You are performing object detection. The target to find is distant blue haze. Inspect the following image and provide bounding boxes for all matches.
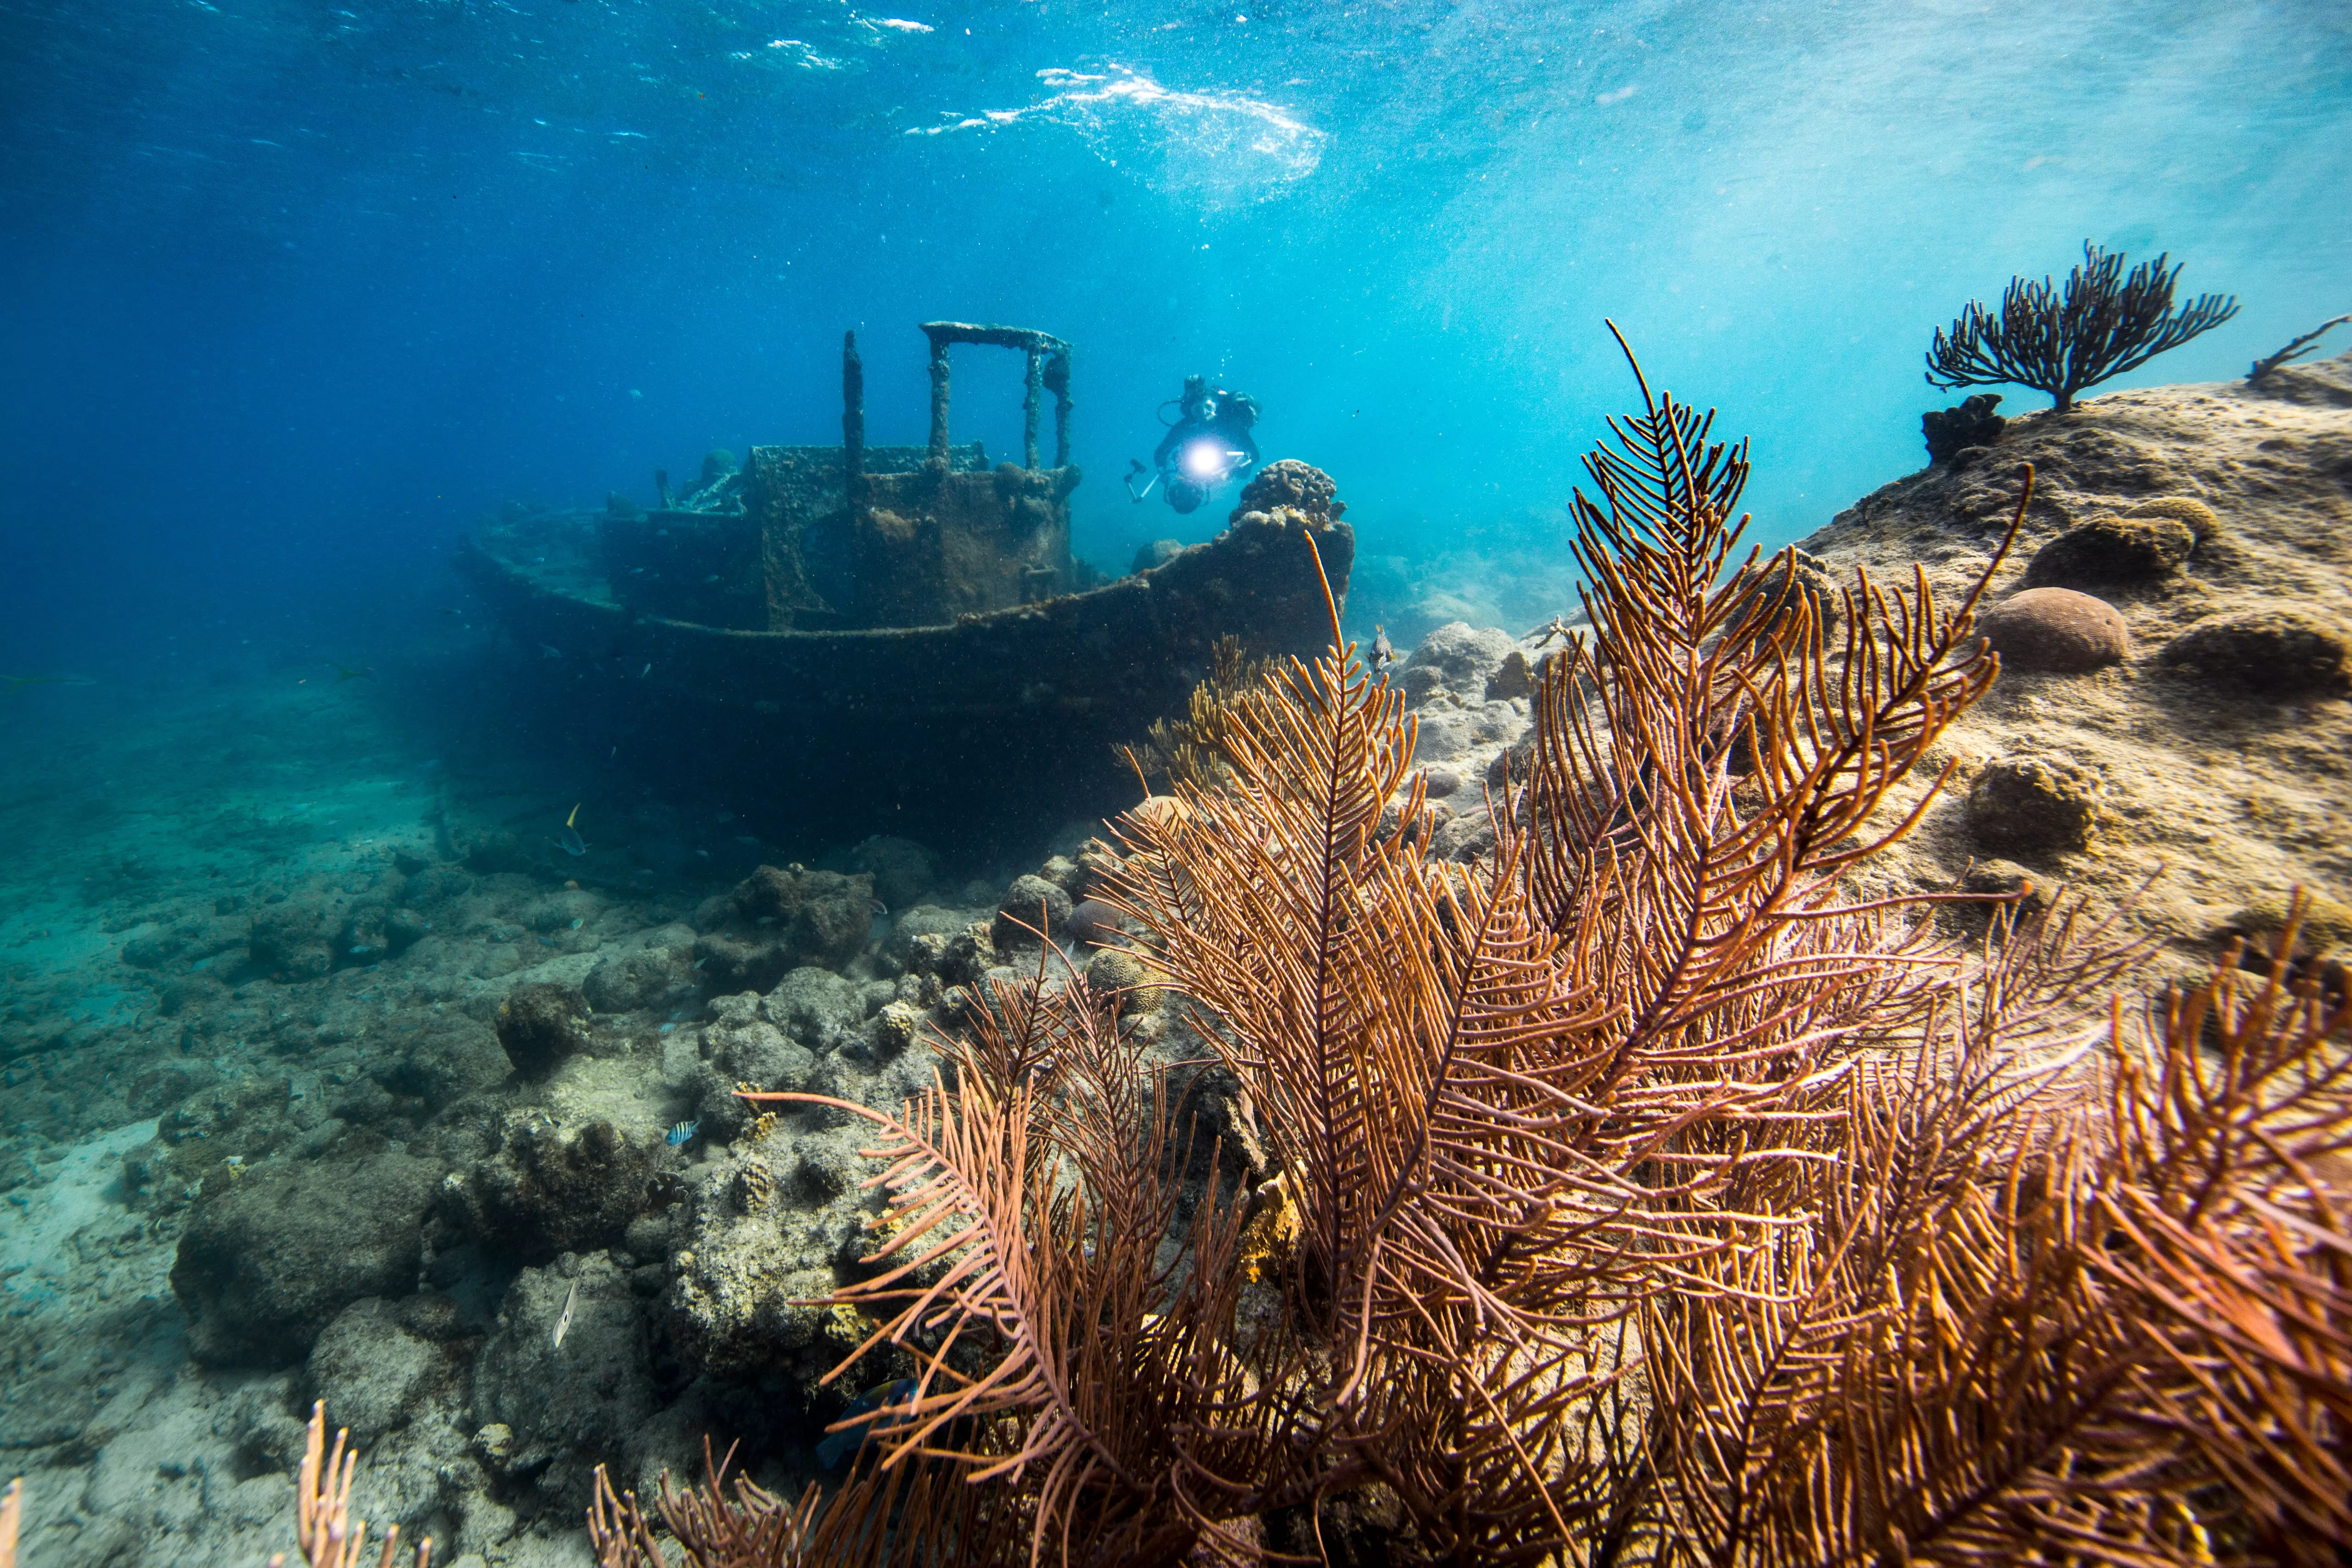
[1,0,2346,671]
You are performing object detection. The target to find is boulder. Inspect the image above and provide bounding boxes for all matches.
[443,1109,657,1264]
[582,934,693,1014]
[495,981,593,1078]
[306,1297,458,1446]
[472,1255,656,1508]
[172,1148,441,1367]
[1402,622,1518,705]
[1975,589,2130,675]
[995,874,1073,947]
[250,900,332,981]
[2158,610,2352,697]
[693,865,877,990]
[763,967,866,1053]
[2020,514,2196,590]
[1964,754,2101,855]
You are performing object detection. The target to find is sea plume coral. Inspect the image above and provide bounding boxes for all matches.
[578,332,2348,1565]
[1927,242,2239,412]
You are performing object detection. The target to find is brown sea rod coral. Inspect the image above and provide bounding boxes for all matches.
[579,334,2348,1565]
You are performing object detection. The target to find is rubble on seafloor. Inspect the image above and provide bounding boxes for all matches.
[0,355,2345,1566]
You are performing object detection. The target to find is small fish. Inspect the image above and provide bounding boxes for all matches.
[640,663,652,678]
[4,674,95,692]
[331,662,374,683]
[557,803,589,857]
[1370,626,1396,675]
[666,1119,699,1148]
[552,1278,579,1348]
[817,1379,921,1468]
[540,643,564,659]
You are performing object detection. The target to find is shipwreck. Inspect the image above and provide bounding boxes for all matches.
[458,322,1354,833]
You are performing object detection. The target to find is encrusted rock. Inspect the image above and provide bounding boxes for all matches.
[583,928,694,1013]
[250,900,332,981]
[1402,622,1518,705]
[2020,514,2196,590]
[443,1109,657,1263]
[1432,806,1498,864]
[2215,892,2352,962]
[692,864,876,990]
[495,981,593,1078]
[1975,588,2130,674]
[306,1296,458,1446]
[1064,898,1122,949]
[864,1000,929,1059]
[1420,767,1464,799]
[1731,548,1844,640]
[1922,393,2006,464]
[995,874,1073,947]
[1964,754,2102,855]
[762,967,866,1053]
[472,1254,655,1508]
[172,1147,441,1367]
[1953,858,2051,933]
[2127,495,2221,540]
[2158,610,2352,697]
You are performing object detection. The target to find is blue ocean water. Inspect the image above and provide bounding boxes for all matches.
[2,0,2346,670]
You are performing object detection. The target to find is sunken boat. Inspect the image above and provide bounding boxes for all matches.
[458,322,1354,836]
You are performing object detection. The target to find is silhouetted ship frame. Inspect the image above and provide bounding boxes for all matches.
[458,321,1353,830]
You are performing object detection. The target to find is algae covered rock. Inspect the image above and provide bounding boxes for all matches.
[1964,754,2102,855]
[444,1108,657,1263]
[472,1254,656,1507]
[2020,513,2196,590]
[250,899,333,981]
[2215,891,2352,962]
[1402,622,1518,704]
[763,966,866,1053]
[306,1296,460,1446]
[1974,588,2130,674]
[693,864,877,990]
[996,873,1073,947]
[2158,610,2352,697]
[582,926,695,1013]
[172,1146,441,1366]
[495,980,593,1078]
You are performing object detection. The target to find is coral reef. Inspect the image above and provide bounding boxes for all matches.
[1927,241,2240,412]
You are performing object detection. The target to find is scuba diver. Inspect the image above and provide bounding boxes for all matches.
[1125,375,1260,514]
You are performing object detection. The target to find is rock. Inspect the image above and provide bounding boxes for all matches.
[1484,649,1537,700]
[250,900,332,981]
[306,1297,456,1446]
[2128,495,2221,540]
[1923,393,2007,464]
[582,931,694,1013]
[1133,538,1185,573]
[1975,588,2131,674]
[1232,459,1343,524]
[472,1255,655,1506]
[664,1150,845,1378]
[172,1148,441,1367]
[1731,548,1844,640]
[494,981,592,1079]
[848,836,939,910]
[693,865,877,991]
[764,967,866,1052]
[996,874,1073,947]
[1402,622,1518,704]
[2158,610,2352,697]
[1432,807,1498,864]
[2020,513,2196,590]
[2215,892,2352,962]
[1084,950,1159,1016]
[444,1110,657,1264]
[1064,898,1122,949]
[893,909,999,986]
[1964,754,2102,855]
[1420,767,1464,798]
[707,991,818,1081]
[862,999,930,1060]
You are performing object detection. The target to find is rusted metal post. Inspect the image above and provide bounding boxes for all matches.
[927,331,951,466]
[1022,349,1043,470]
[1046,350,1072,468]
[841,330,865,501]
[654,468,670,509]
